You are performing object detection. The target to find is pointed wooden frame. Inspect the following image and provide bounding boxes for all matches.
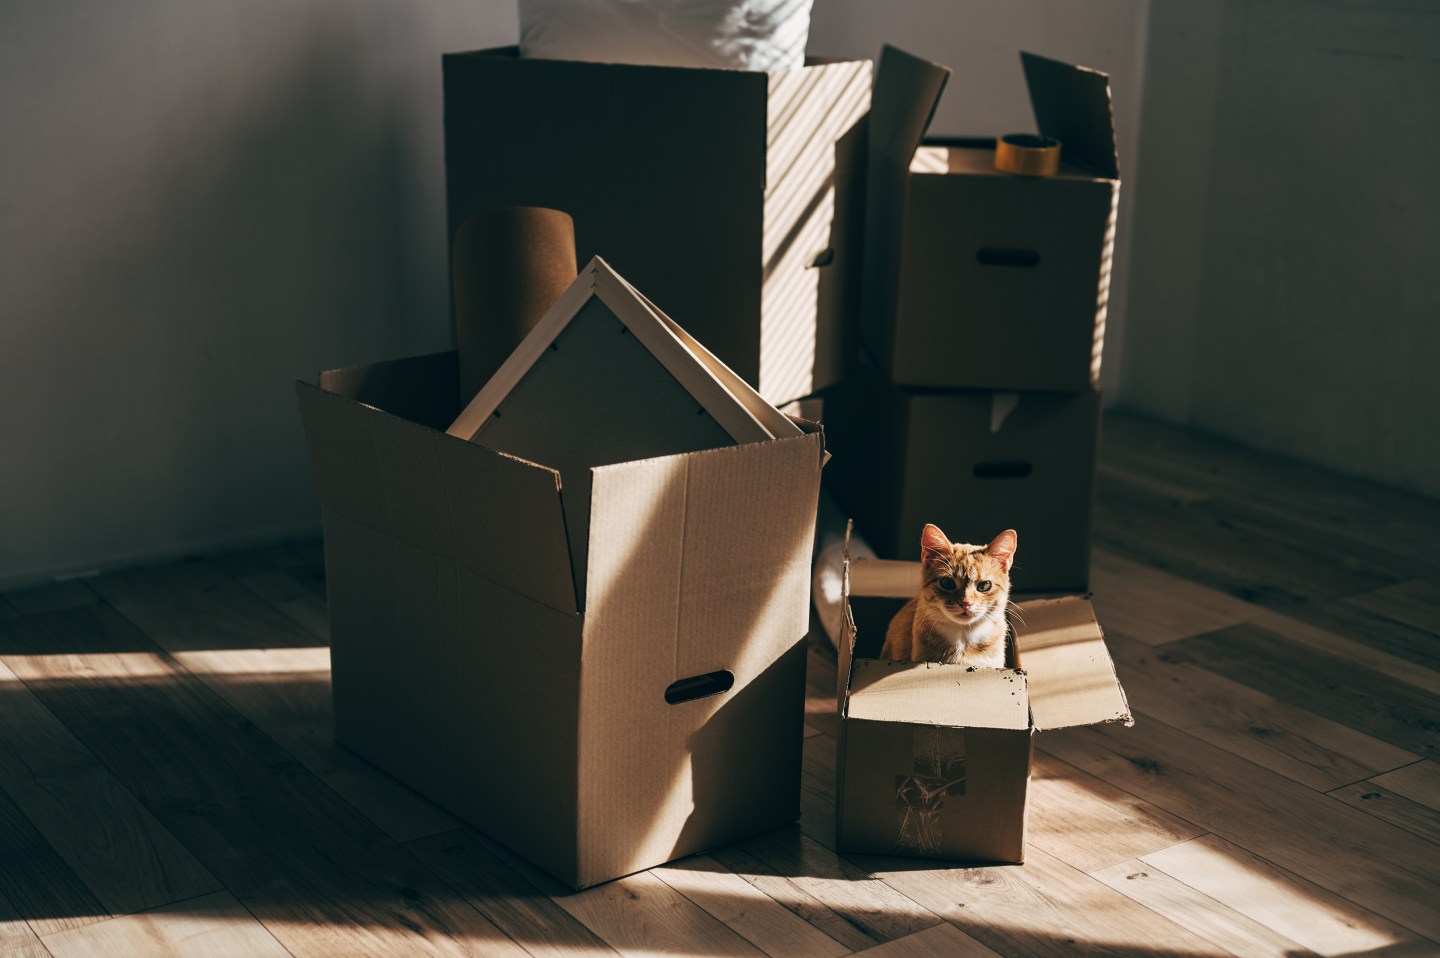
[447,256,804,447]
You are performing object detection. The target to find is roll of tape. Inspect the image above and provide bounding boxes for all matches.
[994,133,1062,177]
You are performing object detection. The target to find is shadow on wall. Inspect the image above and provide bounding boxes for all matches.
[0,5,452,585]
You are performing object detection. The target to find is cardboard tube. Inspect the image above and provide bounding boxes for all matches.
[993,133,1061,177]
[452,206,577,404]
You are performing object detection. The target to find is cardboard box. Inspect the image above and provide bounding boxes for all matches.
[295,267,825,888]
[860,46,1121,392]
[836,556,1130,862]
[820,358,1101,592]
[443,46,872,407]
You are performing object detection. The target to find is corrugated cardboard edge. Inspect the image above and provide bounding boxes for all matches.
[1019,50,1120,180]
[870,46,951,168]
[295,378,580,616]
[1013,595,1133,731]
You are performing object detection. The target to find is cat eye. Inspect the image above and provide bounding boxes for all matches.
[936,578,957,593]
[976,581,992,593]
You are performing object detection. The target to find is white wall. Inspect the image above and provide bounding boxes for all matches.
[0,0,1155,588]
[1122,0,1440,497]
[809,0,1153,402]
[0,2,515,586]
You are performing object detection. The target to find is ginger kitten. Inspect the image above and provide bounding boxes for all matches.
[880,524,1017,668]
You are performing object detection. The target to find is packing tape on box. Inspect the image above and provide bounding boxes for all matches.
[894,726,966,854]
[993,133,1061,177]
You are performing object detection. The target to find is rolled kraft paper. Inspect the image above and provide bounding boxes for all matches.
[453,206,577,404]
[993,133,1062,177]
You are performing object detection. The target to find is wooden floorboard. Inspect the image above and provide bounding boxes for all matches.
[2,411,1438,957]
[1165,623,1440,761]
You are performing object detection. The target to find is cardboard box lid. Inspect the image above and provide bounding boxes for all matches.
[846,658,1031,729]
[1011,595,1131,731]
[295,368,579,616]
[1019,51,1120,180]
[869,45,951,170]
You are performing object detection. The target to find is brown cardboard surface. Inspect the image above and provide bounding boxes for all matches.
[1013,596,1131,731]
[835,551,1126,862]
[443,47,870,406]
[837,720,1031,862]
[318,350,459,431]
[847,659,1030,729]
[297,377,577,615]
[859,46,1120,392]
[452,206,577,404]
[848,557,921,599]
[1020,51,1120,179]
[579,431,821,887]
[822,360,1101,592]
[299,318,822,887]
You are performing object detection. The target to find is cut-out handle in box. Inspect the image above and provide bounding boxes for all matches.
[976,248,1041,268]
[665,670,735,704]
[973,460,1033,479]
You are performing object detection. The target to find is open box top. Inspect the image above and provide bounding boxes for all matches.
[839,554,1130,733]
[298,257,823,618]
[870,44,1120,181]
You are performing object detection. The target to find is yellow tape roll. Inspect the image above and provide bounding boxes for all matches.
[994,133,1062,177]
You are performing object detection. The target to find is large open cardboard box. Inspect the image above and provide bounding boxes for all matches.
[860,46,1121,392]
[295,276,825,887]
[443,46,871,407]
[820,358,1101,592]
[836,556,1130,862]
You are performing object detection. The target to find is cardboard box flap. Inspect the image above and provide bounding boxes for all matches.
[317,350,461,433]
[448,257,797,607]
[1012,596,1130,730]
[849,558,921,600]
[870,45,951,168]
[847,658,1030,729]
[1020,51,1119,180]
[579,430,821,883]
[295,380,578,616]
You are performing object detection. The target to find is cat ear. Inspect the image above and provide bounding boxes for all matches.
[920,524,951,566]
[986,529,1018,571]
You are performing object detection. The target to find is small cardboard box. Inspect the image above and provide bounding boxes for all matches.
[295,268,825,888]
[860,46,1121,392]
[443,46,871,407]
[836,556,1130,862]
[820,358,1101,592]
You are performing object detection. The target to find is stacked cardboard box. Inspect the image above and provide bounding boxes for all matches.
[822,45,1121,592]
[821,47,1129,863]
[297,259,826,890]
[442,47,872,407]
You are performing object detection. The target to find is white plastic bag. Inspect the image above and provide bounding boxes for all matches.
[519,0,814,71]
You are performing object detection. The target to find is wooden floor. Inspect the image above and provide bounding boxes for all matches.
[2,411,1438,958]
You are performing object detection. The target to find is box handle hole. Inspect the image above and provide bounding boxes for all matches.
[973,460,1033,479]
[665,670,735,704]
[976,248,1040,268]
[808,248,835,269]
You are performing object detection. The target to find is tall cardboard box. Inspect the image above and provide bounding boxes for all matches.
[443,46,871,406]
[820,359,1101,592]
[295,266,825,888]
[861,46,1121,392]
[836,557,1130,862]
